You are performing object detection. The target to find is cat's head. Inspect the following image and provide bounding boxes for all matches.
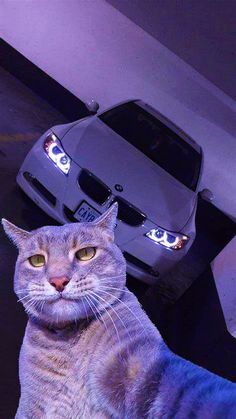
[2,203,126,327]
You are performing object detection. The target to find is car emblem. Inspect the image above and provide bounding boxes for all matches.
[115,184,123,192]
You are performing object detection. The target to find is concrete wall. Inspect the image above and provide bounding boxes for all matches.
[1,0,236,219]
[107,0,236,101]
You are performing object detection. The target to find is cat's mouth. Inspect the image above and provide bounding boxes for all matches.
[47,292,81,303]
[28,291,88,307]
[47,294,70,303]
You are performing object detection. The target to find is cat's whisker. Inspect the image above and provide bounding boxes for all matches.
[16,288,39,293]
[81,296,89,323]
[18,296,37,306]
[24,299,39,314]
[90,290,132,341]
[17,295,32,303]
[28,281,44,287]
[69,299,80,328]
[39,300,45,314]
[97,285,132,295]
[16,282,43,290]
[35,300,43,312]
[89,293,120,343]
[96,289,150,343]
[23,296,45,314]
[16,288,44,296]
[39,300,46,315]
[24,297,38,307]
[18,294,47,303]
[88,291,121,344]
[98,274,125,281]
[83,295,100,324]
[73,310,78,328]
[85,294,109,332]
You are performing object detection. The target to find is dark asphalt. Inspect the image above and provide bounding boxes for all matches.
[0,66,235,419]
[0,67,67,418]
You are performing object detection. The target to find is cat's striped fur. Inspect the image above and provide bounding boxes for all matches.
[2,204,236,418]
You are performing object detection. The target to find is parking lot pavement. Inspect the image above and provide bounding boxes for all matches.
[0,67,235,418]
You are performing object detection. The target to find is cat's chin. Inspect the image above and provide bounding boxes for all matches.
[41,297,86,324]
[25,296,92,325]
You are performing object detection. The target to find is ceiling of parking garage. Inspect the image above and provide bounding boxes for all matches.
[107,0,236,100]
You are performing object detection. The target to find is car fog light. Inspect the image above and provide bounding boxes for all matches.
[44,133,71,175]
[145,228,189,250]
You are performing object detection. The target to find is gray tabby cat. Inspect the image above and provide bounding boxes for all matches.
[2,203,236,418]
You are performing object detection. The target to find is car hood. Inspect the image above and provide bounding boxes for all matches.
[61,118,196,231]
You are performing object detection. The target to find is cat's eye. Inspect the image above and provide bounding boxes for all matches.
[28,254,45,267]
[75,247,96,261]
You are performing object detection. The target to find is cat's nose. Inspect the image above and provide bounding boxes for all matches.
[48,276,70,292]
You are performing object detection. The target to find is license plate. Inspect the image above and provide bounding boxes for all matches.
[74,201,100,223]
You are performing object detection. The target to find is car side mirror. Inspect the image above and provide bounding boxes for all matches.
[85,99,100,114]
[199,188,214,202]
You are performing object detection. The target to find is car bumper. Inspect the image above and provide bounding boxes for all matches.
[17,140,192,284]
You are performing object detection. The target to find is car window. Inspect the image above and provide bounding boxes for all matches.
[99,102,202,191]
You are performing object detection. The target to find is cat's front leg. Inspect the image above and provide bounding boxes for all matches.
[15,400,31,419]
[15,403,45,419]
[15,406,29,419]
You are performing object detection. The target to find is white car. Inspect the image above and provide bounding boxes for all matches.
[17,99,204,284]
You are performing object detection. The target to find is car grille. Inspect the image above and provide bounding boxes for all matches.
[112,197,146,226]
[78,169,146,227]
[78,169,111,205]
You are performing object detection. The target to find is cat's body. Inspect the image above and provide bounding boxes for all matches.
[2,204,236,419]
[17,291,160,419]
[16,292,236,419]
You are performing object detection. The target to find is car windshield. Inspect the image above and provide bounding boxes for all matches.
[99,102,201,191]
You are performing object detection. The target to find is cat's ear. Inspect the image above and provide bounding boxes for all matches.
[93,203,118,239]
[1,219,30,248]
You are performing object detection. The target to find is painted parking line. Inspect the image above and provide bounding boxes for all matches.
[0,132,41,143]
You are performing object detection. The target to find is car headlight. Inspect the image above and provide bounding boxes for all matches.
[145,228,189,250]
[43,133,71,175]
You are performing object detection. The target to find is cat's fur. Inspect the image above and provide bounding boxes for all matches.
[2,204,236,418]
